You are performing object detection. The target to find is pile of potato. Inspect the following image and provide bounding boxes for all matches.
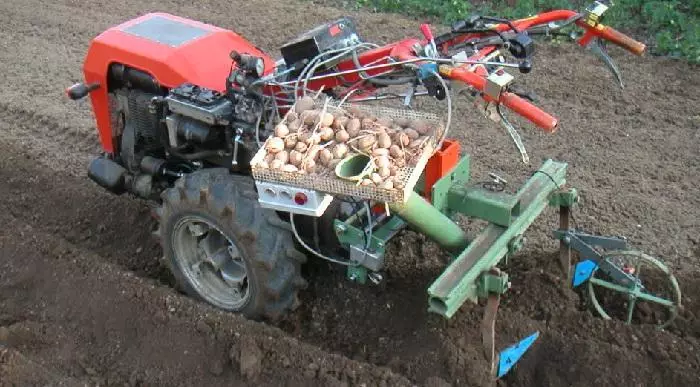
[256,96,438,190]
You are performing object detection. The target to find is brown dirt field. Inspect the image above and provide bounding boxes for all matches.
[1,0,699,386]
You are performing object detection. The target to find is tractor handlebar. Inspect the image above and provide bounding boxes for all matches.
[595,25,646,56]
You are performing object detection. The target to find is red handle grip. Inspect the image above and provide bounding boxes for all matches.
[598,25,646,56]
[500,92,558,133]
[420,24,434,41]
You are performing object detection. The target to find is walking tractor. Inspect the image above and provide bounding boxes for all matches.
[68,1,681,378]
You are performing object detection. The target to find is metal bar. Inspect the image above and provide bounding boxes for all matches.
[590,277,675,307]
[275,57,522,86]
[447,185,520,227]
[428,160,568,318]
[390,192,470,255]
[559,206,571,280]
[481,293,500,376]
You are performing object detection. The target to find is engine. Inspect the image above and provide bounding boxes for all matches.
[165,83,233,147]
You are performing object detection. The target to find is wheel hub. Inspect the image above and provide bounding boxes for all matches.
[172,216,251,310]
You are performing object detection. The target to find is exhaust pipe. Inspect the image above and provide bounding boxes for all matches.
[88,157,127,194]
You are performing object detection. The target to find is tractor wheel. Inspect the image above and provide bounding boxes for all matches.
[154,169,307,320]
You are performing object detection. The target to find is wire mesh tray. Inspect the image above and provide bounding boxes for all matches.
[251,99,444,203]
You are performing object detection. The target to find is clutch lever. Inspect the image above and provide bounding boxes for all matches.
[585,36,624,88]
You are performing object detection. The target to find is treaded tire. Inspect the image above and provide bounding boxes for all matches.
[154,169,307,320]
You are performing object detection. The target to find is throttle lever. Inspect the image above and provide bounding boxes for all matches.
[584,36,624,88]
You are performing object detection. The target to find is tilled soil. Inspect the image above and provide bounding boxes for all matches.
[1,0,699,386]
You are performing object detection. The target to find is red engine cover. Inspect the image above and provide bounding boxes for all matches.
[83,13,274,153]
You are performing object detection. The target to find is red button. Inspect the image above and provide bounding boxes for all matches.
[294,192,308,205]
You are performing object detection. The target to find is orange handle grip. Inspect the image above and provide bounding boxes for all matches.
[443,66,559,132]
[598,26,646,56]
[500,92,559,133]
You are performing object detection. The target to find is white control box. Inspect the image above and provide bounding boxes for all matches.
[255,181,333,217]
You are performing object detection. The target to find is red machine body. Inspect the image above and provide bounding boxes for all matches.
[82,13,274,153]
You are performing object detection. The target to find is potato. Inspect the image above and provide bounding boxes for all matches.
[335,129,350,143]
[264,153,275,164]
[377,133,391,149]
[389,145,404,158]
[371,173,383,184]
[376,156,390,169]
[389,166,398,176]
[294,141,308,153]
[378,166,391,178]
[394,117,410,127]
[376,117,393,127]
[332,115,349,130]
[275,150,289,164]
[281,164,299,172]
[317,112,335,127]
[332,143,348,159]
[270,159,284,169]
[320,127,335,142]
[380,180,394,190]
[372,148,389,157]
[304,159,317,174]
[395,132,410,147]
[346,106,364,118]
[358,135,376,151]
[404,128,420,140]
[265,137,284,153]
[284,136,297,149]
[319,148,333,165]
[288,119,302,132]
[289,150,303,166]
[409,119,428,134]
[307,145,322,161]
[300,132,320,145]
[295,95,314,114]
[360,178,373,186]
[361,118,375,130]
[346,118,361,137]
[301,109,319,125]
[274,123,289,137]
[286,112,298,122]
[408,139,424,149]
[328,159,341,169]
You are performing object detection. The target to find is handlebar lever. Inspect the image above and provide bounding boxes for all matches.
[585,36,624,88]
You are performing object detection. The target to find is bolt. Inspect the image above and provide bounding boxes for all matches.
[368,272,383,285]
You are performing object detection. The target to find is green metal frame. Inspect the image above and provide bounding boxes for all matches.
[333,154,570,320]
[425,159,568,318]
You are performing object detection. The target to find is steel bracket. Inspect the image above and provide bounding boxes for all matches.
[549,188,578,207]
[477,271,510,298]
[554,230,637,287]
[448,184,521,227]
[431,155,471,214]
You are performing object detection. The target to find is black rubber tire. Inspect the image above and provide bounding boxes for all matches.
[154,169,307,320]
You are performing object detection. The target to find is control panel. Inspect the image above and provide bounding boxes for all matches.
[255,181,334,217]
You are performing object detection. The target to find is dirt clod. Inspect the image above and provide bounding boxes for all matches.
[238,337,264,380]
